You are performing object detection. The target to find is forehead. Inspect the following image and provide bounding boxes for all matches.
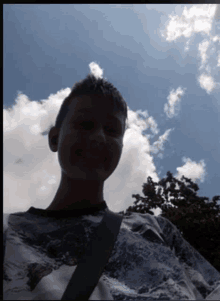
[67,94,124,121]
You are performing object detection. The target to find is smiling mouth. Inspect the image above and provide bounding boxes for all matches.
[85,154,107,162]
[76,150,107,162]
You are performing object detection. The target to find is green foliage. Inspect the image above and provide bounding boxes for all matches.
[119,171,220,272]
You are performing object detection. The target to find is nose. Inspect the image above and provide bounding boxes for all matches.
[87,124,107,153]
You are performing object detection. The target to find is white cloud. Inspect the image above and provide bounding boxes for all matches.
[89,62,104,79]
[174,157,207,184]
[218,52,220,67]
[198,35,220,72]
[197,73,218,94]
[146,116,159,136]
[133,109,159,136]
[162,4,217,43]
[161,4,220,94]
[198,39,211,68]
[164,87,186,119]
[150,128,174,159]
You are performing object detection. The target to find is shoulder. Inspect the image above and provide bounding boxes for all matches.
[3,213,10,261]
[122,211,183,248]
[154,214,182,236]
[3,213,10,233]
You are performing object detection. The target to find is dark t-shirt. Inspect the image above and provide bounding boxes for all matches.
[3,201,220,300]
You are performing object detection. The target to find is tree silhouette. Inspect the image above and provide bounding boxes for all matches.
[119,171,220,272]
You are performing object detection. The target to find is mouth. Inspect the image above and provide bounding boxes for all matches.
[86,155,108,162]
[76,150,107,162]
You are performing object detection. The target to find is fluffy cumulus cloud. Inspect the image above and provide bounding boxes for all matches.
[88,62,104,79]
[175,157,207,184]
[161,4,220,94]
[3,62,208,217]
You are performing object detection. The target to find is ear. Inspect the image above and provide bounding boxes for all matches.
[48,126,59,152]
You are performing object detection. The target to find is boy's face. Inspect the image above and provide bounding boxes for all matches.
[49,94,125,182]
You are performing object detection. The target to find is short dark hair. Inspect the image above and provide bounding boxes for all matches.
[54,74,128,130]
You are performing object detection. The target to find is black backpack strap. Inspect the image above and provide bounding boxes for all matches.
[61,208,123,300]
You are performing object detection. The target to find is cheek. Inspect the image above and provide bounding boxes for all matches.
[58,128,123,169]
[57,135,78,165]
[108,144,123,168]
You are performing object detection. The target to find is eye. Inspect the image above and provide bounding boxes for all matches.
[79,121,93,130]
[105,126,116,133]
[79,121,118,134]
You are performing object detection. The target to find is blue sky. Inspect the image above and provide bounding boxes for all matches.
[3,4,220,215]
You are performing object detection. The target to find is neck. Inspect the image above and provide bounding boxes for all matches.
[46,173,105,211]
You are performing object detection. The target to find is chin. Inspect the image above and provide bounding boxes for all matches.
[66,169,108,181]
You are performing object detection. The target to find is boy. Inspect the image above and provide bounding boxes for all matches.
[45,76,126,211]
[3,74,220,300]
